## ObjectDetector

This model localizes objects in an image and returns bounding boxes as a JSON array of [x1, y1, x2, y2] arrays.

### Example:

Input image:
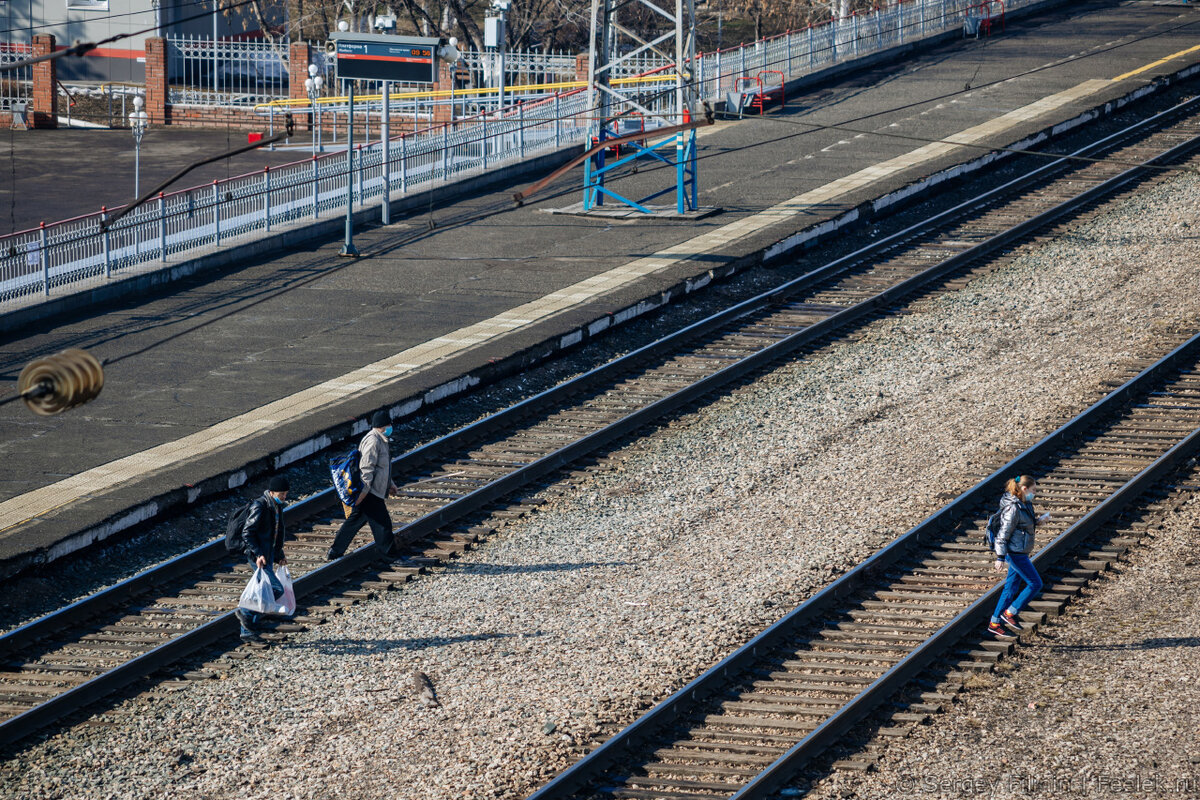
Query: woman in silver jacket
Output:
[[988, 474, 1049, 639]]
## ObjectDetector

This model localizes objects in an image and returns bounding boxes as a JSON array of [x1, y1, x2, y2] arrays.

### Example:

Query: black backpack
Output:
[[224, 500, 255, 554]]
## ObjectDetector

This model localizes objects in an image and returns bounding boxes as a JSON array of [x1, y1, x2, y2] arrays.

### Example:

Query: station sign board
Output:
[[332, 33, 441, 83]]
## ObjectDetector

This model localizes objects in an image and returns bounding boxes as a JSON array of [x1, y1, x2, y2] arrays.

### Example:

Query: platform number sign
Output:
[[333, 34, 441, 83]]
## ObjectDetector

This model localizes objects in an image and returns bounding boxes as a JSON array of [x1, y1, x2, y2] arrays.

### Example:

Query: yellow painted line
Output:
[[1112, 43, 1200, 82], [0, 78, 1118, 539]]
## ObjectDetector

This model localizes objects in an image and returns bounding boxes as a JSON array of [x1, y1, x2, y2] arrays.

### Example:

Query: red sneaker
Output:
[[1000, 610, 1025, 632], [987, 621, 1016, 640]]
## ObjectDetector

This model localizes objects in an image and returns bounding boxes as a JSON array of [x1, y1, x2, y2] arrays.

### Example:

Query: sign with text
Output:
[[332, 33, 440, 83]]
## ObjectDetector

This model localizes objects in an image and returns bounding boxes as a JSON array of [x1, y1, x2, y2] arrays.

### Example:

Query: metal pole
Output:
[[498, 12, 507, 112], [263, 168, 272, 232], [39, 223, 49, 296], [212, 181, 220, 245], [101, 208, 111, 278], [134, 139, 141, 199], [382, 80, 390, 224], [312, 156, 319, 218], [676, 0, 685, 214], [400, 135, 408, 193], [340, 83, 359, 257], [159, 192, 167, 258], [211, 3, 218, 96]]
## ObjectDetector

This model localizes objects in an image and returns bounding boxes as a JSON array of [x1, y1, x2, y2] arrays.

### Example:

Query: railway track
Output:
[[3, 95, 1200, 748], [524, 328, 1200, 800]]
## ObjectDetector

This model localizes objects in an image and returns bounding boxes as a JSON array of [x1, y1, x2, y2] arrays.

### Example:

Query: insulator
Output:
[[17, 348, 105, 416]]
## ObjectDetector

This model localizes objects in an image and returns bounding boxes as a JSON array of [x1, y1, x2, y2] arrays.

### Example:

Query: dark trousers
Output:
[[239, 559, 285, 636], [330, 493, 394, 556]]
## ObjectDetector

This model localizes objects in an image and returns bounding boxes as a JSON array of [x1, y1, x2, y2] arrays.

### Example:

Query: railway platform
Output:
[[2, 0, 1200, 577]]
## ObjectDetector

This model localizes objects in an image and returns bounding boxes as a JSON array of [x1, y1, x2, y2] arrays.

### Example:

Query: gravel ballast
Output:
[[4, 170, 1200, 799]]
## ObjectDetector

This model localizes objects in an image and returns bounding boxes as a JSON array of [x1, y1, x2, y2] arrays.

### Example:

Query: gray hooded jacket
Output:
[[994, 491, 1037, 558], [359, 428, 392, 499]]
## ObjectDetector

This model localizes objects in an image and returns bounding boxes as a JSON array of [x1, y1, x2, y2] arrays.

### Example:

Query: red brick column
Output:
[[31, 34, 58, 129], [575, 54, 589, 83], [144, 37, 168, 124], [432, 61, 454, 124], [289, 41, 313, 100]]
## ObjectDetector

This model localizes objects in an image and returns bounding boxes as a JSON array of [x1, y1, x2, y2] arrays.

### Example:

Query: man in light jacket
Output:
[[327, 410, 398, 560]]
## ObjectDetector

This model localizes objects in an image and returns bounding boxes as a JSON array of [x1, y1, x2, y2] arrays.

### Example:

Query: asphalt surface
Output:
[[0, 128, 320, 234], [2, 0, 1200, 568]]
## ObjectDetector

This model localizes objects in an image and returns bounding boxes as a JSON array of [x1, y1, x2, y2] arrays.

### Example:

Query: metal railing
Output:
[[0, 42, 32, 112], [0, 89, 595, 307], [166, 35, 291, 106], [3, 0, 1049, 315]]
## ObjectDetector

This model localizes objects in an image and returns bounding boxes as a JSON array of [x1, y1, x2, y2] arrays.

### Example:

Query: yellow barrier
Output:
[[254, 73, 679, 111]]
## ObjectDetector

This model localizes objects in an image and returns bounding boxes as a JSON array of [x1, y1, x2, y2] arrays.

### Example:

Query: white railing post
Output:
[[357, 144, 364, 199], [554, 94, 561, 147], [442, 123, 449, 180], [518, 102, 525, 159], [400, 135, 408, 193], [808, 26, 814, 68], [312, 156, 319, 218], [101, 209, 111, 279], [263, 167, 271, 232], [483, 113, 490, 169], [786, 32, 792, 76], [39, 223, 48, 296], [212, 181, 221, 245], [159, 193, 167, 259], [854, 14, 860, 57]]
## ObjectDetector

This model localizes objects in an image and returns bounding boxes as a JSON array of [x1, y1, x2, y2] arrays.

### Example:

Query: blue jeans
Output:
[[238, 559, 285, 636], [991, 552, 1043, 623]]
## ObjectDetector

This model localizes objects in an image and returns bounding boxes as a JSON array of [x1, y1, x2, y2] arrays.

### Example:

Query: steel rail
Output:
[[2, 98, 1198, 747], [523, 276, 1200, 800], [520, 148, 1200, 800]]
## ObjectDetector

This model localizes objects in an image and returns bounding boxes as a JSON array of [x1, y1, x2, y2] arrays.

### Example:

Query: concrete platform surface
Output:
[[2, 0, 1200, 576]]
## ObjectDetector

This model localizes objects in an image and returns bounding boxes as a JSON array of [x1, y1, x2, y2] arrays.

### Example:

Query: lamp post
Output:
[[129, 96, 149, 198], [335, 20, 358, 257], [304, 63, 324, 153]]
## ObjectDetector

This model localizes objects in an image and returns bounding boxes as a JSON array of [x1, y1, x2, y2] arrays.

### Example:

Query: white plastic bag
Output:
[[238, 567, 276, 614], [274, 564, 296, 617]]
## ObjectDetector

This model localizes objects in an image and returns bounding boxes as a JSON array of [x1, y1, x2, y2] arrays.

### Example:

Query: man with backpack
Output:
[[326, 411, 398, 560], [232, 476, 291, 643]]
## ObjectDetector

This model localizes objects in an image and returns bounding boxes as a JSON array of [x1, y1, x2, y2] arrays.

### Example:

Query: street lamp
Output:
[[129, 95, 149, 198], [304, 63, 324, 152]]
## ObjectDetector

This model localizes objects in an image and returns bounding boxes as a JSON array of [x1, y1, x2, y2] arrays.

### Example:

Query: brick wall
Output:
[[144, 37, 168, 124], [31, 35, 57, 129]]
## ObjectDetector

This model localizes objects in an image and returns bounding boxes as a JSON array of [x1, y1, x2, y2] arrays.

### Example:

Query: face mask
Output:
[[383, 426, 393, 437], [273, 495, 285, 505], [1025, 491, 1035, 501]]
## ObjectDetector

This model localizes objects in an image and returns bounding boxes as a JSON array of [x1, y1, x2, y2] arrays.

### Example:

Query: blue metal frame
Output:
[[583, 125, 698, 214]]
